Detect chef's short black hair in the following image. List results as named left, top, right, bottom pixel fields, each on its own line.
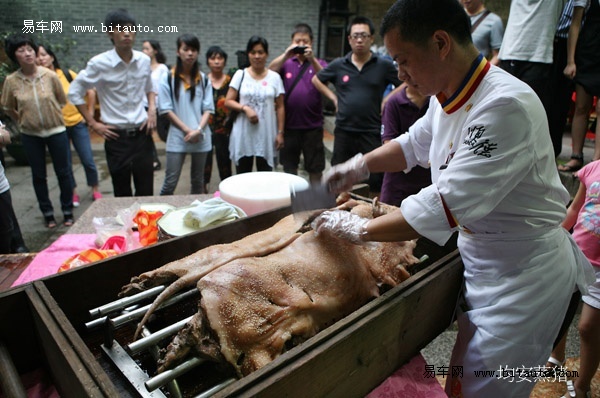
left=381, top=0, right=472, bottom=47
left=4, top=34, right=38, bottom=64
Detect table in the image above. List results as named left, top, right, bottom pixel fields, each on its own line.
left=69, top=194, right=212, bottom=234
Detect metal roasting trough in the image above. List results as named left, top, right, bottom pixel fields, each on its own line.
left=0, top=202, right=462, bottom=397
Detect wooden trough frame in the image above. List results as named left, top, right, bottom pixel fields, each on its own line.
left=0, top=206, right=462, bottom=397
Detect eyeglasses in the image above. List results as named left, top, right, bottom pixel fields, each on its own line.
left=350, top=32, right=371, bottom=40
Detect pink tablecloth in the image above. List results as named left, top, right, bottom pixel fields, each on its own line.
left=11, top=234, right=98, bottom=287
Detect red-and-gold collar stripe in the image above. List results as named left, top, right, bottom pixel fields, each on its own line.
left=437, top=54, right=490, bottom=114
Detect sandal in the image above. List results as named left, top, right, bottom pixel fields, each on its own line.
left=546, top=356, right=565, bottom=368
left=44, top=215, right=57, bottom=229
left=558, top=154, right=584, bottom=172
left=63, top=214, right=75, bottom=227
left=561, top=380, right=592, bottom=398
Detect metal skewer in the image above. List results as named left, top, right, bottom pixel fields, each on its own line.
left=145, top=357, right=205, bottom=392
left=194, top=378, right=237, bottom=398
left=86, top=288, right=198, bottom=330
left=113, top=288, right=197, bottom=329
left=128, top=316, right=193, bottom=355
left=141, top=327, right=182, bottom=398
left=89, top=285, right=165, bottom=318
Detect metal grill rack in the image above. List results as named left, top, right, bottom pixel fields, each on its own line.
left=86, top=286, right=236, bottom=398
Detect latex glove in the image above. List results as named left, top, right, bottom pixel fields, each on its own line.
left=322, top=153, right=370, bottom=194
left=311, top=210, right=369, bottom=244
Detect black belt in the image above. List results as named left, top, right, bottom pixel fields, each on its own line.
left=113, top=126, right=144, bottom=137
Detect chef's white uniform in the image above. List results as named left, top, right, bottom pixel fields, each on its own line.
left=396, top=55, right=595, bottom=397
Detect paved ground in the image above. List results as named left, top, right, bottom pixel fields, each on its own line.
left=0, top=121, right=590, bottom=383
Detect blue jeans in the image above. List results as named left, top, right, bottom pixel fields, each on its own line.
left=67, top=122, right=99, bottom=187
left=20, top=131, right=74, bottom=217
left=160, top=151, right=208, bottom=195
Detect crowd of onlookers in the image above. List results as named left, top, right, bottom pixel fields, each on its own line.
left=0, top=2, right=599, bottom=395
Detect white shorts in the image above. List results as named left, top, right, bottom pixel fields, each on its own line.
left=582, top=266, right=600, bottom=309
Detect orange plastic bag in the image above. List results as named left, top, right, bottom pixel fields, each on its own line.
left=134, top=210, right=164, bottom=246
left=57, top=236, right=126, bottom=273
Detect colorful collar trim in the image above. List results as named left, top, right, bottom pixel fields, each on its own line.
left=437, top=54, right=490, bottom=114
left=171, top=68, right=200, bottom=90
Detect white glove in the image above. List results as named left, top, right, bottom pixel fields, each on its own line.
left=322, top=153, right=370, bottom=194
left=311, top=210, right=369, bottom=244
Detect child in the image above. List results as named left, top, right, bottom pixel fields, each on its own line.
left=550, top=159, right=600, bottom=398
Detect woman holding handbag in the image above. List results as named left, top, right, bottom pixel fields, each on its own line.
left=225, top=36, right=285, bottom=173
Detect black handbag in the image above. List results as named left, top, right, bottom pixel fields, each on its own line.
left=224, top=70, right=245, bottom=131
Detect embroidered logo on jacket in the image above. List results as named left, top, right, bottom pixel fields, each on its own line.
left=464, top=125, right=497, bottom=158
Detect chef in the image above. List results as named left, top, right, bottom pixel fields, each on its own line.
left=312, top=0, right=596, bottom=397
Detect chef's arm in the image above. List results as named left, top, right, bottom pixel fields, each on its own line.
left=323, top=140, right=408, bottom=193
left=363, top=210, right=420, bottom=242
left=364, top=139, right=407, bottom=173
left=312, top=207, right=420, bottom=244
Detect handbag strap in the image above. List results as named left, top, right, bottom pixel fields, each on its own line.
left=470, top=9, right=491, bottom=33
left=235, top=69, right=245, bottom=102
left=284, top=61, right=310, bottom=105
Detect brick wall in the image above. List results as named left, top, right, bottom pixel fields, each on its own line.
left=0, top=0, right=518, bottom=72
left=1, top=0, right=322, bottom=71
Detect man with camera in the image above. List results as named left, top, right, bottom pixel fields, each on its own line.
left=269, top=23, right=328, bottom=184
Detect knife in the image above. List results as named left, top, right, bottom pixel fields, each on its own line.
left=290, top=183, right=336, bottom=213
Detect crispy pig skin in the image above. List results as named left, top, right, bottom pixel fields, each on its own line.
left=120, top=214, right=307, bottom=340
left=157, top=202, right=418, bottom=377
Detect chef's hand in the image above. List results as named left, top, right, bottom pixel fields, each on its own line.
left=322, top=153, right=370, bottom=194
left=311, top=210, right=369, bottom=245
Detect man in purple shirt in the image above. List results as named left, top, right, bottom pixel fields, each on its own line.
left=380, top=83, right=431, bottom=206
left=269, top=23, right=328, bottom=184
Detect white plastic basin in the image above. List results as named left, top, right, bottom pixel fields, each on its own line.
left=219, top=172, right=309, bottom=216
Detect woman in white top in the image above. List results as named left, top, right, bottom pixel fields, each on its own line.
left=157, top=34, right=213, bottom=195
left=142, top=39, right=169, bottom=171
left=225, top=36, right=285, bottom=173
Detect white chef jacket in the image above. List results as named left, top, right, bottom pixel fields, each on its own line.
left=396, top=55, right=595, bottom=397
